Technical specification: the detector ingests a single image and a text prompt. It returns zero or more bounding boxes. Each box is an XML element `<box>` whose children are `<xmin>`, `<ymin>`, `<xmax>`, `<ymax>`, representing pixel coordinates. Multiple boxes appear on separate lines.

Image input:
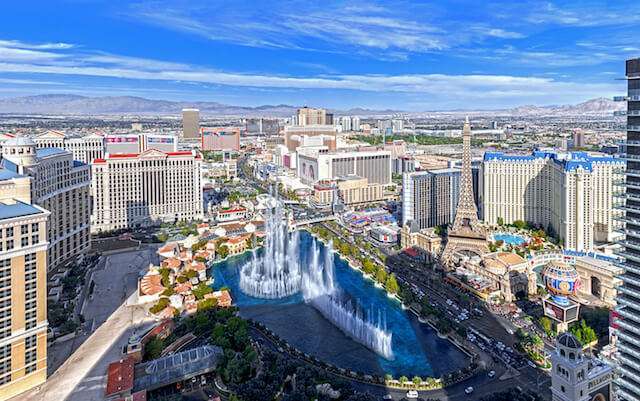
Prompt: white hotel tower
<box><xmin>483</xmin><ymin>150</ymin><xmax>623</xmax><ymax>252</ymax></box>
<box><xmin>90</xmin><ymin>149</ymin><xmax>203</xmax><ymax>232</ymax></box>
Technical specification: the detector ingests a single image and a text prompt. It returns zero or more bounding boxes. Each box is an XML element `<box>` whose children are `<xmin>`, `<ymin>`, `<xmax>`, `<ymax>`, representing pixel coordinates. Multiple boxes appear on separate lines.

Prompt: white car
<box><xmin>488</xmin><ymin>370</ymin><xmax>496</xmax><ymax>378</ymax></box>
<box><xmin>406</xmin><ymin>390</ymin><xmax>419</xmax><ymax>399</ymax></box>
<box><xmin>465</xmin><ymin>386</ymin><xmax>474</xmax><ymax>395</ymax></box>
<box><xmin>382</xmin><ymin>395</ymin><xmax>393</xmax><ymax>400</ymax></box>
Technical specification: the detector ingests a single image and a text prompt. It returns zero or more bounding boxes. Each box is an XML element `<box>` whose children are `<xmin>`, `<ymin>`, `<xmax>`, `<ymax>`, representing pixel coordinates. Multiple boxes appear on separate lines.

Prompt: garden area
<box><xmin>515</xmin><ymin>328</ymin><xmax>550</xmax><ymax>369</ymax></box>
<box><xmin>146</xmin><ymin>304</ymin><xmax>391</xmax><ymax>401</ymax></box>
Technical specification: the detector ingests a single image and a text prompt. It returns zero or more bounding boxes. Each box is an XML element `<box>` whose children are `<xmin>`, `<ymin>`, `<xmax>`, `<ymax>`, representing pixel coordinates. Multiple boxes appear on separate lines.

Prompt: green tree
<box><xmin>376</xmin><ymin>267</ymin><xmax>387</xmax><ymax>284</ymax></box>
<box><xmin>385</xmin><ymin>273</ymin><xmax>399</xmax><ymax>294</ymax></box>
<box><xmin>198</xmin><ymin>298</ymin><xmax>217</xmax><ymax>310</ymax></box>
<box><xmin>144</xmin><ymin>336</ymin><xmax>164</xmax><ymax>361</ymax></box>
<box><xmin>362</xmin><ymin>259</ymin><xmax>376</xmax><ymax>275</ymax></box>
<box><xmin>530</xmin><ymin>334</ymin><xmax>543</xmax><ymax>350</ymax></box>
<box><xmin>339</xmin><ymin>242</ymin><xmax>351</xmax><ymax>257</ymax></box>
<box><xmin>159</xmin><ymin>268</ymin><xmax>171</xmax><ymax>288</ymax></box>
<box><xmin>513</xmin><ymin>220</ymin><xmax>527</xmax><ymax>230</ymax></box>
<box><xmin>399</xmin><ymin>376</ymin><xmax>408</xmax><ymax>384</ymax></box>
<box><xmin>192</xmin><ymin>283</ymin><xmax>213</xmax><ymax>300</ymax></box>
<box><xmin>456</xmin><ymin>325</ymin><xmax>467</xmax><ymax>337</ymax></box>
<box><xmin>497</xmin><ymin>217</ymin><xmax>504</xmax><ymax>226</ymax></box>
<box><xmin>149</xmin><ymin>297</ymin><xmax>170</xmax><ymax>314</ymax></box>
<box><xmin>412</xmin><ymin>376</ymin><xmax>422</xmax><ymax>385</ymax></box>
<box><xmin>217</xmin><ymin>245</ymin><xmax>229</xmax><ymax>259</ymax></box>
<box><xmin>539</xmin><ymin>316</ymin><xmax>554</xmax><ymax>336</ymax></box>
<box><xmin>570</xmin><ymin>320</ymin><xmax>597</xmax><ymax>346</ymax></box>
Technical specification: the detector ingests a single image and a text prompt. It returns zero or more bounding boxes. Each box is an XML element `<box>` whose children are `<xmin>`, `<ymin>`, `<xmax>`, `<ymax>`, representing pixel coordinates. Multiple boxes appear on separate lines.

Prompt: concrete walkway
<box><xmin>15</xmin><ymin>247</ymin><xmax>158</xmax><ymax>401</ymax></box>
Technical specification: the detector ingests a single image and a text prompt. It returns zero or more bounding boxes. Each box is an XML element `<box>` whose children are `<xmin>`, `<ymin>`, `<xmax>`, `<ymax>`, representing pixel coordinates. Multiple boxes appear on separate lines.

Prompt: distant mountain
<box><xmin>0</xmin><ymin>94</ymin><xmax>625</xmax><ymax>117</ymax></box>
<box><xmin>0</xmin><ymin>95</ymin><xmax>300</xmax><ymax>117</ymax></box>
<box><xmin>506</xmin><ymin>97</ymin><xmax>624</xmax><ymax>116</ymax></box>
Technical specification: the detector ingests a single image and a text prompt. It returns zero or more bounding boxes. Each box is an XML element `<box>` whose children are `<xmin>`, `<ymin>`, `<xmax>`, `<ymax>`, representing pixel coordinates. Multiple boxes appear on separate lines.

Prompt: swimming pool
<box><xmin>492</xmin><ymin>233</ymin><xmax>526</xmax><ymax>246</ymax></box>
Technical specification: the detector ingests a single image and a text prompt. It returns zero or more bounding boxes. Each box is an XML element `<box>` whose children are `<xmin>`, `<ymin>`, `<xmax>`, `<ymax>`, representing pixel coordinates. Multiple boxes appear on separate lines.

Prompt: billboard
<box><xmin>105</xmin><ymin>135</ymin><xmax>140</xmax><ymax>154</ymax></box>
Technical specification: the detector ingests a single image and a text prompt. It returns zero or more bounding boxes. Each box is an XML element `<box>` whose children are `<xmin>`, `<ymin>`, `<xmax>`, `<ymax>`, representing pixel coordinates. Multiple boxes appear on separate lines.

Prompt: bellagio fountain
<box><xmin>239</xmin><ymin>192</ymin><xmax>394</xmax><ymax>359</ymax></box>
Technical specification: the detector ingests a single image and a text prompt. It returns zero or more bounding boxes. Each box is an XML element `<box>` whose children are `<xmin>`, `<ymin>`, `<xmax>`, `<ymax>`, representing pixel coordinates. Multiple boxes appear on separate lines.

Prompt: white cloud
<box><xmin>483</xmin><ymin>28</ymin><xmax>525</xmax><ymax>39</ymax></box>
<box><xmin>525</xmin><ymin>2</ymin><xmax>640</xmax><ymax>27</ymax></box>
<box><xmin>0</xmin><ymin>38</ymin><xmax>622</xmax><ymax>108</ymax></box>
<box><xmin>0</xmin><ymin>39</ymin><xmax>75</xmax><ymax>50</ymax></box>
<box><xmin>0</xmin><ymin>78</ymin><xmax>63</xmax><ymax>85</ymax></box>
<box><xmin>126</xmin><ymin>1</ymin><xmax>523</xmax><ymax>57</ymax></box>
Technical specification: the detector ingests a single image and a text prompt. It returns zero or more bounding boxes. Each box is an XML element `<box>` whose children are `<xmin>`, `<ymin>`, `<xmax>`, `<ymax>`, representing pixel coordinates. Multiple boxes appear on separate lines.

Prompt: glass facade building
<box><xmin>617</xmin><ymin>58</ymin><xmax>640</xmax><ymax>401</ymax></box>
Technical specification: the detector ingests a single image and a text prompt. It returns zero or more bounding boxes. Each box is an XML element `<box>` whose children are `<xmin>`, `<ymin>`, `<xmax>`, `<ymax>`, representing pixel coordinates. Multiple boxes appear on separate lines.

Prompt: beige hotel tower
<box><xmin>0</xmin><ymin>170</ymin><xmax>49</xmax><ymax>400</ymax></box>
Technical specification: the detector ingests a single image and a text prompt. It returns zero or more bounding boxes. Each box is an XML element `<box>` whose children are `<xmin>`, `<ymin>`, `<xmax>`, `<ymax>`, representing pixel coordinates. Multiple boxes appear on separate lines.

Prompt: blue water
<box><xmin>210</xmin><ymin>231</ymin><xmax>468</xmax><ymax>377</ymax></box>
<box><xmin>493</xmin><ymin>233</ymin><xmax>526</xmax><ymax>246</ymax></box>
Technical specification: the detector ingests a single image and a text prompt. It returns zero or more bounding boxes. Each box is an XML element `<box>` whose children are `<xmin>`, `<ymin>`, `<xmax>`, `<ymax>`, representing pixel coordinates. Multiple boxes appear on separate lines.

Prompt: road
<box><xmin>384</xmin><ymin>255</ymin><xmax>551</xmax><ymax>400</ymax></box>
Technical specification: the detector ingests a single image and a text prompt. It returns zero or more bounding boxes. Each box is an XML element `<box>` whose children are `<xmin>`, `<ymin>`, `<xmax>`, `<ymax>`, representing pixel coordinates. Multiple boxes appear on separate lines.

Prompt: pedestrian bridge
<box><xmin>291</xmin><ymin>215</ymin><xmax>336</xmax><ymax>228</ymax></box>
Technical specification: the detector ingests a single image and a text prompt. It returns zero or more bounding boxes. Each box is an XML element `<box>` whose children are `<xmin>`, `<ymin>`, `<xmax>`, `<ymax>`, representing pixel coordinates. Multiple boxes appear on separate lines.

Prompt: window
<box><xmin>25</xmin><ymin>334</ymin><xmax>37</xmax><ymax>349</ymax></box>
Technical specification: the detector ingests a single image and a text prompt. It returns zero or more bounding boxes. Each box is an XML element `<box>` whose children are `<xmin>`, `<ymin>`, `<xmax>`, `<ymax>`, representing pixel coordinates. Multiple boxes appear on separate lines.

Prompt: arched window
<box><xmin>561</xmin><ymin>349</ymin><xmax>566</xmax><ymax>357</ymax></box>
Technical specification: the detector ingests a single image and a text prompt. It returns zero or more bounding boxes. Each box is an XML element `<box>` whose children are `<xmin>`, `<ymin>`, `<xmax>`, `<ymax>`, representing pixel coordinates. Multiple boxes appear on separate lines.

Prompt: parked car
<box><xmin>406</xmin><ymin>390</ymin><xmax>419</xmax><ymax>399</ymax></box>
<box><xmin>465</xmin><ymin>386</ymin><xmax>474</xmax><ymax>395</ymax></box>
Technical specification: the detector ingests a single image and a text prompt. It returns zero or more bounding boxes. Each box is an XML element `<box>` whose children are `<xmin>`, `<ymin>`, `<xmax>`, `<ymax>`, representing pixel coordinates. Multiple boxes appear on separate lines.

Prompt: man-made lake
<box><xmin>210</xmin><ymin>230</ymin><xmax>468</xmax><ymax>377</ymax></box>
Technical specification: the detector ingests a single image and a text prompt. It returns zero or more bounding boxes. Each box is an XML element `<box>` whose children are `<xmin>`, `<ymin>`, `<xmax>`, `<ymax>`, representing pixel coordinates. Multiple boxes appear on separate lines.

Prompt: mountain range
<box><xmin>0</xmin><ymin>94</ymin><xmax>625</xmax><ymax>117</ymax></box>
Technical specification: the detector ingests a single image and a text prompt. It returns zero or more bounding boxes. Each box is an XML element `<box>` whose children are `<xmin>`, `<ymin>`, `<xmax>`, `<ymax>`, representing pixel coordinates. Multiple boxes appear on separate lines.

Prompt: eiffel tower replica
<box><xmin>441</xmin><ymin>117</ymin><xmax>488</xmax><ymax>268</ymax></box>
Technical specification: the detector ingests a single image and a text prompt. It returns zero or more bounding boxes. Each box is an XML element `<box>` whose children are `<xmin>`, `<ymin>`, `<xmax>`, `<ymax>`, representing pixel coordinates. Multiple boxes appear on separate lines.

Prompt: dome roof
<box><xmin>558</xmin><ymin>332</ymin><xmax>581</xmax><ymax>349</ymax></box>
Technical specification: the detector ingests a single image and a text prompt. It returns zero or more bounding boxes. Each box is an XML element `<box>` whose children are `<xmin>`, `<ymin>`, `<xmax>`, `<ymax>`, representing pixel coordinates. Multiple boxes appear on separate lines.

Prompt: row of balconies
<box><xmin>616</xmin><ymin>368</ymin><xmax>640</xmax><ymax>397</ymax></box>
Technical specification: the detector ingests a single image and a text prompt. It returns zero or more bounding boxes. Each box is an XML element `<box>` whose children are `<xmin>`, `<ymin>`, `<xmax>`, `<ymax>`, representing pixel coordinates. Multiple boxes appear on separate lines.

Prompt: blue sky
<box><xmin>0</xmin><ymin>0</ymin><xmax>637</xmax><ymax>110</ymax></box>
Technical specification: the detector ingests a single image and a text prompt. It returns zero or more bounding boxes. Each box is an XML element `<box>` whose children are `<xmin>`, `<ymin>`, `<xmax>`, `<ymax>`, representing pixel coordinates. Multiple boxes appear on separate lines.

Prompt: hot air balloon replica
<box><xmin>541</xmin><ymin>261</ymin><xmax>582</xmax><ymax>333</ymax></box>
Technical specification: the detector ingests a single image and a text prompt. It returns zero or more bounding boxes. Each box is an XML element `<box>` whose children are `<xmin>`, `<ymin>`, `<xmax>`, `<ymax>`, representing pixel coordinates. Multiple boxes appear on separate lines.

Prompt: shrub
<box><xmin>150</xmin><ymin>297</ymin><xmax>170</xmax><ymax>314</ymax></box>
<box><xmin>192</xmin><ymin>283</ymin><xmax>213</xmax><ymax>300</ymax></box>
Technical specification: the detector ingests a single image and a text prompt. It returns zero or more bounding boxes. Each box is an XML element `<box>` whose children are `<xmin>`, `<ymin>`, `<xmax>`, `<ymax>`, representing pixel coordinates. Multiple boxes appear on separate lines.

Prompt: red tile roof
<box><xmin>105</xmin><ymin>357</ymin><xmax>135</xmax><ymax>397</ymax></box>
<box><xmin>174</xmin><ymin>282</ymin><xmax>192</xmax><ymax>293</ymax></box>
<box><xmin>227</xmin><ymin>236</ymin><xmax>248</xmax><ymax>244</ymax></box>
<box><xmin>140</xmin><ymin>274</ymin><xmax>164</xmax><ymax>296</ymax></box>
<box><xmin>404</xmin><ymin>247</ymin><xmax>419</xmax><ymax>257</ymax></box>
<box><xmin>219</xmin><ymin>207</ymin><xmax>246</xmax><ymax>214</ymax></box>
<box><xmin>217</xmin><ymin>290</ymin><xmax>232</xmax><ymax>307</ymax></box>
<box><xmin>162</xmin><ymin>258</ymin><xmax>182</xmax><ymax>270</ymax></box>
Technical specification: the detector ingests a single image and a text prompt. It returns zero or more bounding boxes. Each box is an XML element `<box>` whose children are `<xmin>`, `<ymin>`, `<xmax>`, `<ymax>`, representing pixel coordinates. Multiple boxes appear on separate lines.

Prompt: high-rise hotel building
<box><xmin>1</xmin><ymin>137</ymin><xmax>91</xmax><ymax>271</ymax></box>
<box><xmin>402</xmin><ymin>168</ymin><xmax>461</xmax><ymax>229</ymax></box>
<box><xmin>297</xmin><ymin>148</ymin><xmax>392</xmax><ymax>186</ymax></box>
<box><xmin>0</xmin><ymin>170</ymin><xmax>49</xmax><ymax>400</ymax></box>
<box><xmin>483</xmin><ymin>150</ymin><xmax>623</xmax><ymax>251</ymax></box>
<box><xmin>32</xmin><ymin>131</ymin><xmax>105</xmax><ymax>164</ymax></box>
<box><xmin>91</xmin><ymin>149</ymin><xmax>203</xmax><ymax>232</ymax></box>
<box><xmin>616</xmin><ymin>58</ymin><xmax>640</xmax><ymax>401</ymax></box>
<box><xmin>182</xmin><ymin>108</ymin><xmax>200</xmax><ymax>139</ymax></box>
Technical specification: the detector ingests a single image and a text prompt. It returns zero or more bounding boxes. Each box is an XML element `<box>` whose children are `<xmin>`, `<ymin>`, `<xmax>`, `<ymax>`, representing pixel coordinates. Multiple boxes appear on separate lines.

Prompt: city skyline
<box><xmin>0</xmin><ymin>0</ymin><xmax>638</xmax><ymax>110</ymax></box>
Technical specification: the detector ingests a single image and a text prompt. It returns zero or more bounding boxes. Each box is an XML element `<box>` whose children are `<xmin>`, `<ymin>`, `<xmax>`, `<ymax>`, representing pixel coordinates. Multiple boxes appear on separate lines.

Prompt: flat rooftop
<box><xmin>0</xmin><ymin>200</ymin><xmax>46</xmax><ymax>220</ymax></box>
<box><xmin>0</xmin><ymin>169</ymin><xmax>25</xmax><ymax>181</ymax></box>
